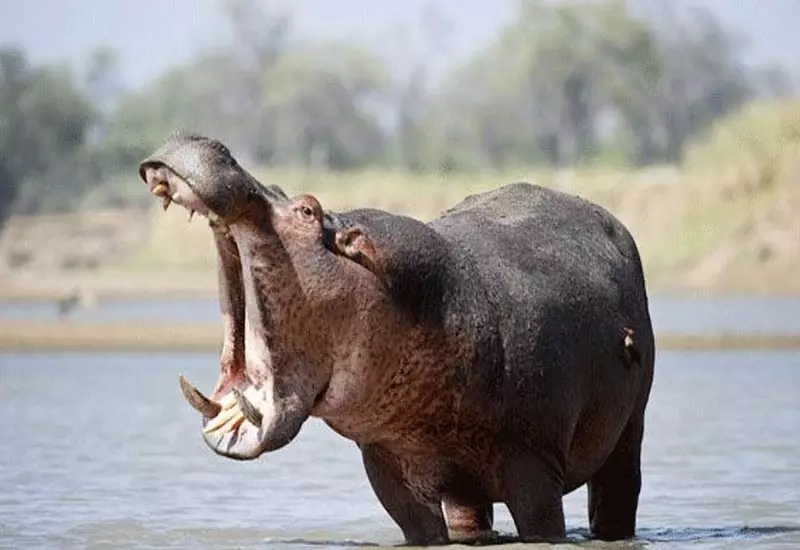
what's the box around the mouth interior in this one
[144,166,269,444]
[142,163,213,221]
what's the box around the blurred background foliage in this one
[0,0,796,227]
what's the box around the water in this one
[0,349,798,549]
[4,295,800,335]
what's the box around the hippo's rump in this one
[429,182,651,379]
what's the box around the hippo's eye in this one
[300,205,315,219]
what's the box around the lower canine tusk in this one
[179,375,222,418]
[233,387,263,427]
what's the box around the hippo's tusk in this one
[232,387,263,427]
[202,406,244,435]
[179,375,222,418]
[152,182,169,197]
[162,195,173,211]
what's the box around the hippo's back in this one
[430,182,646,308]
[429,182,653,403]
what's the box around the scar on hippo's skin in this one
[622,327,641,369]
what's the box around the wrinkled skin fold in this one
[138,135,655,545]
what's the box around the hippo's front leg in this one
[212,230,246,396]
[443,499,496,542]
[361,445,449,545]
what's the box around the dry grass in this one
[2,100,799,300]
[123,164,674,271]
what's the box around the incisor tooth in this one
[162,195,172,211]
[202,403,243,434]
[222,413,245,434]
[206,409,245,436]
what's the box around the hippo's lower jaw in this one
[177,374,311,460]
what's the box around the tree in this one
[420,0,661,169]
[0,48,96,221]
[262,43,391,168]
[419,0,783,169]
[391,2,452,170]
[628,0,759,163]
[105,53,241,164]
[218,0,292,162]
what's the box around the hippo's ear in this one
[334,227,384,283]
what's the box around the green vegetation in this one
[0,0,792,227]
[117,100,800,296]
[1,0,797,295]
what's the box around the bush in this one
[684,100,800,195]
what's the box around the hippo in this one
[138,135,655,545]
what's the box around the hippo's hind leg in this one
[502,454,566,542]
[587,413,644,540]
[361,445,448,545]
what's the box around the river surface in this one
[1,296,799,549]
[4,295,800,335]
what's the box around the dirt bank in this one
[2,102,798,301]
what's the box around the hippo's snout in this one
[139,162,213,221]
[137,134,263,224]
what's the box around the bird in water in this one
[56,287,96,319]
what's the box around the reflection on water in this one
[0,349,798,549]
[4,295,800,335]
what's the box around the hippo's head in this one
[138,135,392,460]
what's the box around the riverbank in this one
[1,102,798,300]
[3,319,800,352]
[1,161,798,301]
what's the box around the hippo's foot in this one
[588,415,643,541]
[361,445,450,545]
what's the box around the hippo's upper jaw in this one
[138,134,290,229]
[138,135,339,460]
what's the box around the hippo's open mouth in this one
[141,162,212,220]
[141,166,265,449]
[138,137,314,460]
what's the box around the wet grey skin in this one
[138,134,655,546]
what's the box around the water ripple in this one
[1,350,798,550]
